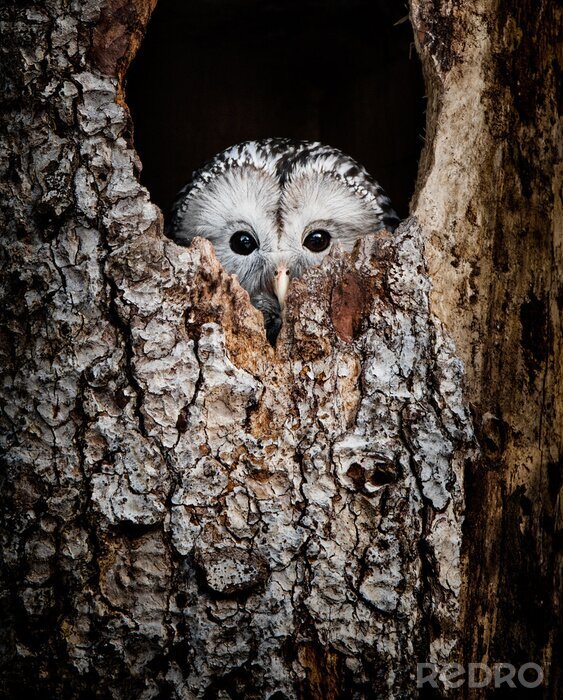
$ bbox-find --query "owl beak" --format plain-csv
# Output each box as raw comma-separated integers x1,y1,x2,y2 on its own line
273,264,291,309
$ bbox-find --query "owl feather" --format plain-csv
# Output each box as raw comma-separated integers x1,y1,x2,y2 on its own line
167,139,399,342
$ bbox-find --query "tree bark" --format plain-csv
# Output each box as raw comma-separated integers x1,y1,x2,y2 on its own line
411,1,562,696
0,1,560,699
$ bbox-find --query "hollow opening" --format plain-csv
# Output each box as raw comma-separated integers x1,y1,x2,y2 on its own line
125,0,425,221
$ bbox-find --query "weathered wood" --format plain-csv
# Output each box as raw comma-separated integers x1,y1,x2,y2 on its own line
0,1,560,698
411,1,562,696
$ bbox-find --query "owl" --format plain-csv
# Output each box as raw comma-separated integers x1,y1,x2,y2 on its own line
167,139,399,343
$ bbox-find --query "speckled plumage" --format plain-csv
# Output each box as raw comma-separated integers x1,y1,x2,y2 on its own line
168,139,399,342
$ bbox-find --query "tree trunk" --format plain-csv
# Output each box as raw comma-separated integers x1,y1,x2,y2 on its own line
411,1,562,696
0,1,560,699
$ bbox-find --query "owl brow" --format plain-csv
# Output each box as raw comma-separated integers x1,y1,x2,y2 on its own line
275,146,314,185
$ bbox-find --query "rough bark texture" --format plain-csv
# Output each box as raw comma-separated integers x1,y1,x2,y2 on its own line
0,1,560,700
411,1,562,696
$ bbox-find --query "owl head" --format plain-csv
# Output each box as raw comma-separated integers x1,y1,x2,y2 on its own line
167,139,399,341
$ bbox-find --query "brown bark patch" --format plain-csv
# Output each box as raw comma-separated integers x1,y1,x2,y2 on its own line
297,643,348,700
91,0,158,81
331,272,370,343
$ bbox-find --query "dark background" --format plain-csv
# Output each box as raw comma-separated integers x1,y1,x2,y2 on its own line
126,0,425,220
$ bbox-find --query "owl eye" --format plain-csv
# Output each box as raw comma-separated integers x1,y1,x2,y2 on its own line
230,230,258,255
303,229,331,253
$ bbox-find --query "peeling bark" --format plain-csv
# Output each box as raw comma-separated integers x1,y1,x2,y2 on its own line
0,1,560,699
